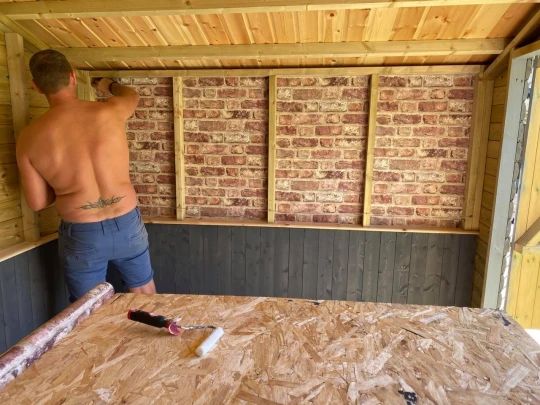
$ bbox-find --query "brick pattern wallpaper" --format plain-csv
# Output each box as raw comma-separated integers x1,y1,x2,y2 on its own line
121,74,474,227
122,77,175,218
182,77,268,219
275,76,369,224
371,74,474,227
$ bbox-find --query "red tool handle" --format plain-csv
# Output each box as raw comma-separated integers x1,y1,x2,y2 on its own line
127,309,181,335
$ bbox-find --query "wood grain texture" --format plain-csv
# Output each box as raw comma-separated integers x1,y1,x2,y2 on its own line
1,291,539,403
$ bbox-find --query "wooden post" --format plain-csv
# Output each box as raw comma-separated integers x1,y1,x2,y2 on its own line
462,74,494,230
362,74,379,227
173,76,185,220
76,70,96,101
5,32,39,242
267,75,277,223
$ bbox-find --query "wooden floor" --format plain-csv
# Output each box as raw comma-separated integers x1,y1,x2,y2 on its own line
1,291,538,403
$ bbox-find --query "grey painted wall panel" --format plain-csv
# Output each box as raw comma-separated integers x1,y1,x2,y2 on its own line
0,225,476,354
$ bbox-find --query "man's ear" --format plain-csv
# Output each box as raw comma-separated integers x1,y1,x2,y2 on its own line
31,80,43,94
70,71,77,87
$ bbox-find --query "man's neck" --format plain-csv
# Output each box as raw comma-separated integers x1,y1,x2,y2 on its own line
46,88,78,108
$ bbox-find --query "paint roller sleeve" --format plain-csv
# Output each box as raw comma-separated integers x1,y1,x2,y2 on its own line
195,327,225,357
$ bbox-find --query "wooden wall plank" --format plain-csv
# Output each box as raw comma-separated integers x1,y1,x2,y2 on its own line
173,226,191,294
362,232,380,302
463,77,494,230
346,231,365,301
439,234,460,306
13,252,32,337
203,226,218,295
189,226,204,294
513,251,540,328
456,236,476,306
377,232,396,302
260,228,275,297
392,233,411,304
159,226,177,293
245,227,261,296
288,228,304,299
5,32,38,243
216,227,231,295
231,227,246,296
407,234,429,305
422,234,444,304
332,231,349,300
0,260,6,350
302,229,318,299
317,230,334,300
274,228,290,297
362,74,379,227
0,259,20,346
28,247,50,326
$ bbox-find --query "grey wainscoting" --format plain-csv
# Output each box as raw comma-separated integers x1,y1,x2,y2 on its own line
0,224,476,353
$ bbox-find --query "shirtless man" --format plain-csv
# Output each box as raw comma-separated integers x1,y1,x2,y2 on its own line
16,49,156,301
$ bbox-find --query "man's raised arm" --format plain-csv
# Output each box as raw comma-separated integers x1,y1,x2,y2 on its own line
92,78,140,119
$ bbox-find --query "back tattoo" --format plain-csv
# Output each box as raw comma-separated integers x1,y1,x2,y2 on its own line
79,195,125,210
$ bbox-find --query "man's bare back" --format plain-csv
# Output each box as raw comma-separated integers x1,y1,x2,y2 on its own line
17,79,139,223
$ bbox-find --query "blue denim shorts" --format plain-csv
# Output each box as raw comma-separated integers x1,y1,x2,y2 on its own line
58,207,154,301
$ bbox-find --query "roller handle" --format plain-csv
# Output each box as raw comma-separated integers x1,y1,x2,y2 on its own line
127,309,169,329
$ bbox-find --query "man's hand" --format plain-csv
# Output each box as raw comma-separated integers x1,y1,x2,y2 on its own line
91,77,115,97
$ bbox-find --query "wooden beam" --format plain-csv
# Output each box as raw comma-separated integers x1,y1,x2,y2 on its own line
56,39,506,63
462,74,494,230
513,39,540,59
267,75,277,224
5,32,40,242
173,77,185,220
485,9,540,79
87,65,483,78
515,217,540,253
0,0,536,20
363,74,379,227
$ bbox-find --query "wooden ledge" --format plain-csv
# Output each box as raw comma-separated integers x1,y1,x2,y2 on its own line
0,233,58,263
144,217,479,235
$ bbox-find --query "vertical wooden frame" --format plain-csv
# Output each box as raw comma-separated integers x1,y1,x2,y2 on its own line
5,32,39,242
268,75,277,223
463,73,494,230
362,74,379,227
76,70,96,101
173,76,185,220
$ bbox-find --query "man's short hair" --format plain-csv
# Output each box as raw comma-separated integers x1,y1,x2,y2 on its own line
29,49,73,94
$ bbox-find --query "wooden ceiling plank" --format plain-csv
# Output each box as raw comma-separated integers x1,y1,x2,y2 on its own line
55,38,507,63
0,1,537,20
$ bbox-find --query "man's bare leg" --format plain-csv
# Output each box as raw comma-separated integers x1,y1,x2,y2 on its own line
130,279,156,294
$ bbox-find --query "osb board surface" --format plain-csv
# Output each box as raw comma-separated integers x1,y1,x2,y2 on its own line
1,294,539,404
6,3,539,68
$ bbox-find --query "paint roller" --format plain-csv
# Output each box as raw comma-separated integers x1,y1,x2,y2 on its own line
127,309,224,356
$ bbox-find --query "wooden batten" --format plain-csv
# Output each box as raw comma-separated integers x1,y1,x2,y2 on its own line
267,75,277,224
463,74,494,230
87,65,483,79
5,32,39,242
362,74,379,227
56,39,506,64
173,77,185,221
